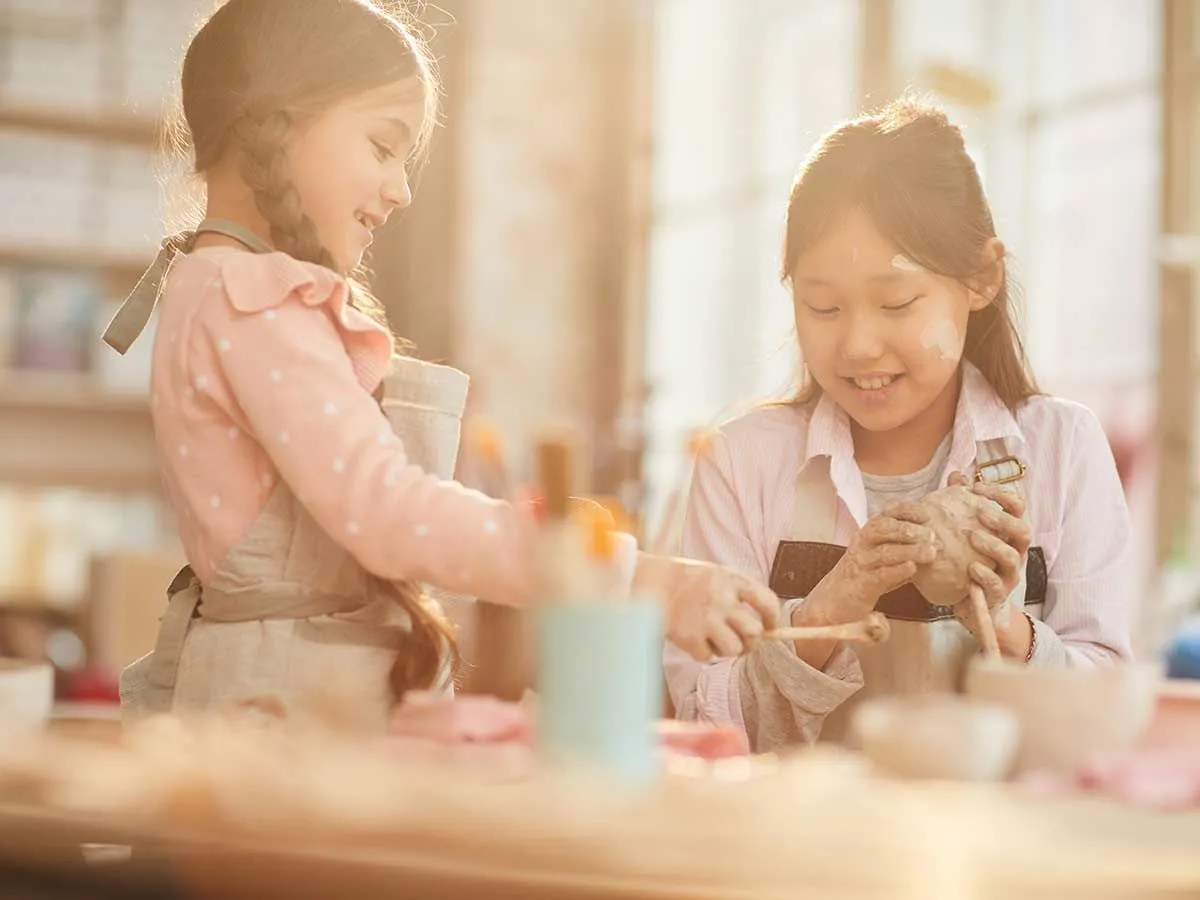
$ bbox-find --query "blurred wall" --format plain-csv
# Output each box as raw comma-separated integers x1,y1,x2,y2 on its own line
377,0,652,495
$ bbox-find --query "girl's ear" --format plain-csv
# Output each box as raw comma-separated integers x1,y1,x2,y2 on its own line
968,238,1005,312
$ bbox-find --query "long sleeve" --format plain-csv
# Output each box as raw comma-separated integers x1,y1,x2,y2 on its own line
1032,407,1135,666
193,264,530,607
665,430,862,751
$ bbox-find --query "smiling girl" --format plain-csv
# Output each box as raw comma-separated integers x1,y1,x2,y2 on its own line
665,101,1135,751
104,0,779,726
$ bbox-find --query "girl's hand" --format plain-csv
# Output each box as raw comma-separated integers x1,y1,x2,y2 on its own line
636,555,781,661
948,475,1033,651
956,477,1031,612
806,507,938,623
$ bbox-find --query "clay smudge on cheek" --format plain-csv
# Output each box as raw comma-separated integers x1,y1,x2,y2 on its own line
920,318,962,361
891,254,924,274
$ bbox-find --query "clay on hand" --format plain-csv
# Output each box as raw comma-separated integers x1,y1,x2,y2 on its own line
907,485,1002,607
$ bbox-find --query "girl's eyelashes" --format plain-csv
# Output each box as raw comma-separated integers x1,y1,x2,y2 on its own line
799,296,923,316
882,295,923,312
371,139,396,161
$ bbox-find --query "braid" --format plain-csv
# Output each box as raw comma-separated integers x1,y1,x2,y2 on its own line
234,109,396,334
235,109,337,269
234,110,457,696
374,577,462,701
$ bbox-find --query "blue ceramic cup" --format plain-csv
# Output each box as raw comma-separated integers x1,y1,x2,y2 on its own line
535,597,663,785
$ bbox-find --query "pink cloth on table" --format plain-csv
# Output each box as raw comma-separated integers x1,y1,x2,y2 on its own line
149,247,529,605
384,692,749,760
1019,750,1200,811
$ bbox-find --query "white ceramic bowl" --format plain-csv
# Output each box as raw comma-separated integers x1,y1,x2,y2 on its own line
0,658,54,738
850,694,1020,782
964,659,1159,774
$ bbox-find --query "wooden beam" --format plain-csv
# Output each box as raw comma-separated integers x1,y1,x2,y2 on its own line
858,0,895,111
1157,0,1197,563
609,1,655,520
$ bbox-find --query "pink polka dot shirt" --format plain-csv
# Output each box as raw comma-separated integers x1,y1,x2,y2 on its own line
149,247,529,605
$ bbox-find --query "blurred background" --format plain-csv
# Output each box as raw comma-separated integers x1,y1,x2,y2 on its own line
0,0,1188,688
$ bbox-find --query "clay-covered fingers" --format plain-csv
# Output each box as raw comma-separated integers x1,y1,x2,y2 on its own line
860,541,936,570
967,560,1010,609
860,515,936,550
853,520,937,595
968,529,1021,593
952,595,980,631
879,498,932,525
971,480,1026,519
974,500,1031,557
861,561,920,596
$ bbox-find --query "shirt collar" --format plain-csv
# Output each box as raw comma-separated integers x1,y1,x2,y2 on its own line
800,362,1024,525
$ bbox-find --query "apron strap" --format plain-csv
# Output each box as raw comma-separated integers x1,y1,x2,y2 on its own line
143,567,204,713
101,218,273,355
973,436,1038,616
789,456,841,544
973,436,1026,496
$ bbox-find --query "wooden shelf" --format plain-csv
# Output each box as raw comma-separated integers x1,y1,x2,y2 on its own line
0,243,149,281
0,373,150,414
0,102,160,146
0,374,158,492
0,599,80,622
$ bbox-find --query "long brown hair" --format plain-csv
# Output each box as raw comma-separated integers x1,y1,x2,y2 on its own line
781,99,1038,411
176,0,457,696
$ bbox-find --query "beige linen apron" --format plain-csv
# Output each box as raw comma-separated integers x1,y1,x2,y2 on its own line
104,224,472,730
119,355,469,729
769,438,1046,744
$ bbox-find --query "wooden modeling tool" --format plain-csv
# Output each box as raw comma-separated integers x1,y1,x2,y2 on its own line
764,612,892,645
968,584,1002,661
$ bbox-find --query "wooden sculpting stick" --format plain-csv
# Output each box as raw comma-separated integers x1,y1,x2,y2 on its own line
765,611,891,645
968,583,1002,661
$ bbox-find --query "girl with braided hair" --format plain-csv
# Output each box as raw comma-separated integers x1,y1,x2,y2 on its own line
105,0,779,728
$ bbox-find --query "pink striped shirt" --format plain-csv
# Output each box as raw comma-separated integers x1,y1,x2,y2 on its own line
665,363,1135,745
